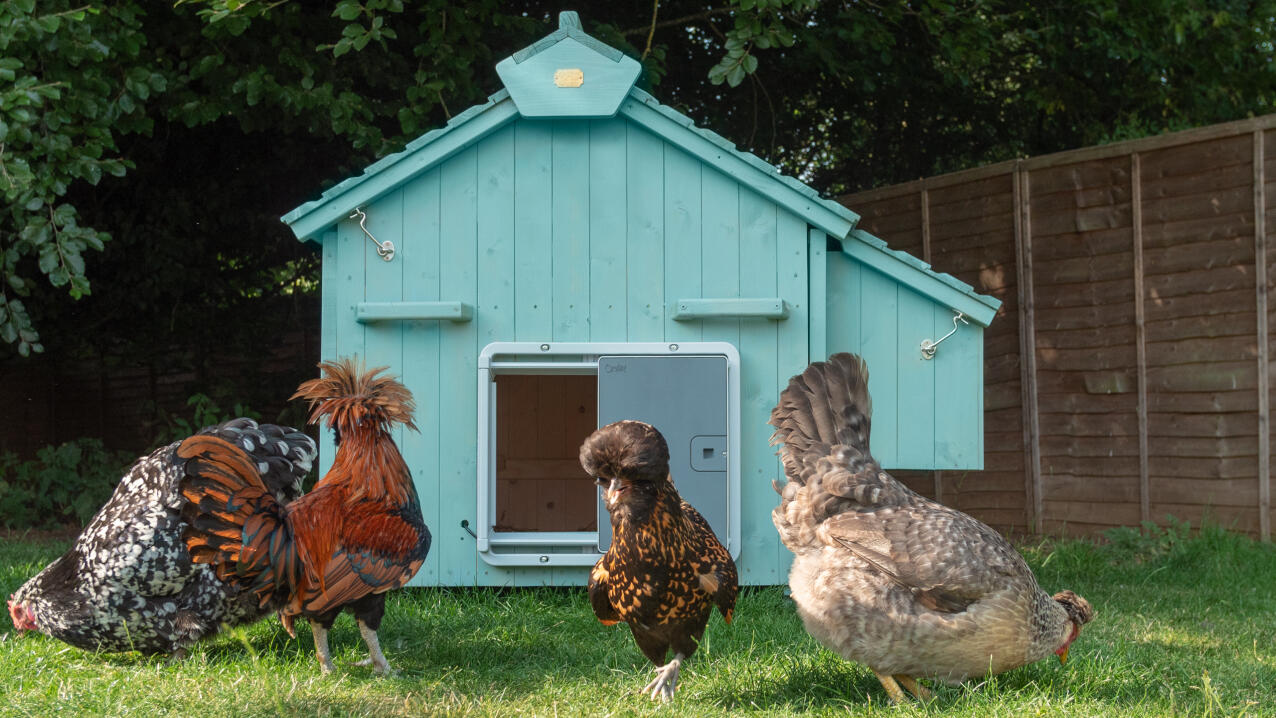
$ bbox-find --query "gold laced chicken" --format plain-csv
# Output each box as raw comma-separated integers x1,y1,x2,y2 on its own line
769,353,1093,702
580,420,738,702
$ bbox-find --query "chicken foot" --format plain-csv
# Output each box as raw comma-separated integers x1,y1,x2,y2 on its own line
641,652,685,702
871,671,932,703
895,675,932,701
352,618,395,675
871,670,908,704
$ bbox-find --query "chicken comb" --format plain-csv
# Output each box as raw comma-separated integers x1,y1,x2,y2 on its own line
291,357,417,433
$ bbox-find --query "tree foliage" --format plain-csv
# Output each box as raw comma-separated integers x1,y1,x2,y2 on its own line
2,0,1274,359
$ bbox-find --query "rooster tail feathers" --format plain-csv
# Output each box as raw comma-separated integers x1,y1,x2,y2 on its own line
178,435,298,607
291,357,417,434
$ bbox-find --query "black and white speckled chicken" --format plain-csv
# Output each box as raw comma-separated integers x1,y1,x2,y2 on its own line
580,420,738,702
770,353,1093,703
6,419,315,655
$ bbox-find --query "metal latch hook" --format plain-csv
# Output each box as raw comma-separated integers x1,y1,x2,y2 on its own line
350,207,395,262
920,312,968,359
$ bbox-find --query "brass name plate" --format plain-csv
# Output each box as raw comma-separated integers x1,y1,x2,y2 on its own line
554,68,584,87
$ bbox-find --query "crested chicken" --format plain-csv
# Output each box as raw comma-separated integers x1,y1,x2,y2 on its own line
7,419,315,655
178,358,431,674
769,353,1093,703
580,420,738,702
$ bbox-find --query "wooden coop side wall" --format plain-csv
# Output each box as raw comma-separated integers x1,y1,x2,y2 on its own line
823,250,986,472
319,116,810,586
842,115,1276,539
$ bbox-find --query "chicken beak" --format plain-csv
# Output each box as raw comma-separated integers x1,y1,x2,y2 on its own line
607,478,623,507
1056,644,1070,665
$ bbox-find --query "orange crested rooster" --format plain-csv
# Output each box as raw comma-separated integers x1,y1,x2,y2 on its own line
178,358,430,675
580,420,738,702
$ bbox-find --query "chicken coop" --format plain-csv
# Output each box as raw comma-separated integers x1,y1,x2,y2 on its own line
281,12,1001,587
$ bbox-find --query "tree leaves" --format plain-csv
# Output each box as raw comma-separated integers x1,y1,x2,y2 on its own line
0,2,144,354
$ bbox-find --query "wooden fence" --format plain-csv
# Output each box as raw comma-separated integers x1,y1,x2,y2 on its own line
841,114,1276,539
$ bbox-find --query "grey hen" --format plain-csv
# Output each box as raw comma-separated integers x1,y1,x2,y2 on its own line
769,353,1093,702
7,419,315,655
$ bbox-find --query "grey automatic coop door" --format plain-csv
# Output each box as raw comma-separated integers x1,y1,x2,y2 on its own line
596,355,730,552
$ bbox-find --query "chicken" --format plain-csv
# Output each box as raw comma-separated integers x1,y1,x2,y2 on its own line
579,420,738,702
6,419,315,655
178,358,431,675
769,353,1093,703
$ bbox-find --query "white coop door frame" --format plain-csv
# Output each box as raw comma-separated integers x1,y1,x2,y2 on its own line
476,341,741,567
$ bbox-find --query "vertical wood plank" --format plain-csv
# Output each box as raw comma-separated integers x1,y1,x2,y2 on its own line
895,287,936,468
737,188,780,583
474,126,520,585
514,121,553,341
700,168,741,349
317,230,340,479
775,210,808,577
824,247,861,357
1132,152,1151,525
808,230,828,362
663,143,703,342
552,122,590,342
932,302,983,470
1014,162,1043,530
438,147,479,585
400,169,442,585
625,122,664,340
589,119,628,342
1256,130,1271,541
859,268,899,466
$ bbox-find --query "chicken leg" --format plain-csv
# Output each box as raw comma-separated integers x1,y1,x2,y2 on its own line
352,618,395,675
641,652,684,702
312,625,336,674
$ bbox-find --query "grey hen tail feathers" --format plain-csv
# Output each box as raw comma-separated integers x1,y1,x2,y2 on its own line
768,352,873,480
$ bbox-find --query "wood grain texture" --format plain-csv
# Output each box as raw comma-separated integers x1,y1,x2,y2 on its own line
841,116,1276,538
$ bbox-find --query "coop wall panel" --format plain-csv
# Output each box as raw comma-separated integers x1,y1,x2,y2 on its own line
825,250,986,471
320,117,818,586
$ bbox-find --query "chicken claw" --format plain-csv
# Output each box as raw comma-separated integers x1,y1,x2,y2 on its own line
641,653,684,702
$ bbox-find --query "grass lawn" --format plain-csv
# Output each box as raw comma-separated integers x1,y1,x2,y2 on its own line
2,525,1274,717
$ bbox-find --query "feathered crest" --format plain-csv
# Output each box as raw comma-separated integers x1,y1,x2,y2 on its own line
579,420,670,484
291,358,417,433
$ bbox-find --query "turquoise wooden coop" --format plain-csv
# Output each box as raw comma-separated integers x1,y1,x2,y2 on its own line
281,12,1001,587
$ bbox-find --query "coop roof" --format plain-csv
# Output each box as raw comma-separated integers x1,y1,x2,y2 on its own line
281,11,1001,326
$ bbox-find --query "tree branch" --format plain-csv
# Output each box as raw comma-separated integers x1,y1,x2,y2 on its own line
620,7,735,37
641,0,659,61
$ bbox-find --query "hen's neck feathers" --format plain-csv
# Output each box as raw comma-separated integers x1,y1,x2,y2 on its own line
1026,590,1073,660
611,484,686,535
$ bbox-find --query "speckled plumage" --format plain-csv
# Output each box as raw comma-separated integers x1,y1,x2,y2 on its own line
770,354,1093,701
582,420,738,702
7,419,315,654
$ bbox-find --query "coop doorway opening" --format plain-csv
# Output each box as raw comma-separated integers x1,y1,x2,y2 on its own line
493,374,598,533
